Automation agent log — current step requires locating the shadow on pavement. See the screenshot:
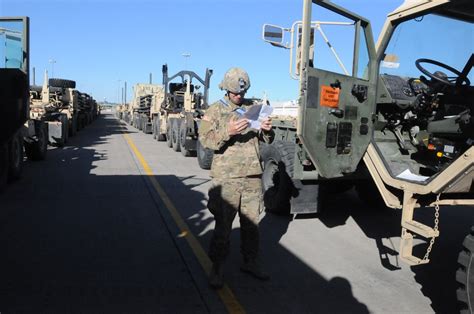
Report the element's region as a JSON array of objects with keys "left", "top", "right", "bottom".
[
  {"left": 313, "top": 187, "right": 473, "bottom": 313},
  {"left": 0, "top": 113, "right": 367, "bottom": 313}
]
